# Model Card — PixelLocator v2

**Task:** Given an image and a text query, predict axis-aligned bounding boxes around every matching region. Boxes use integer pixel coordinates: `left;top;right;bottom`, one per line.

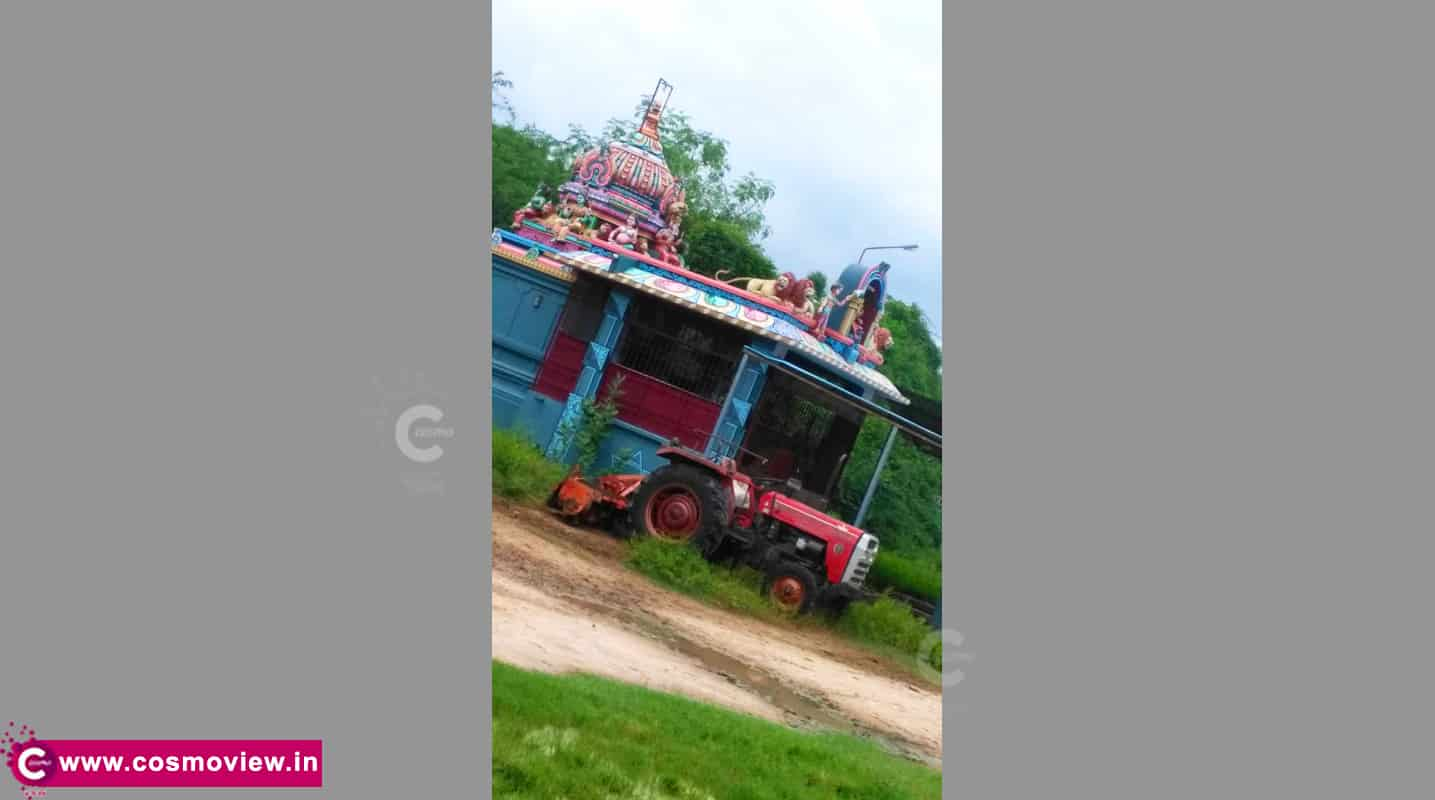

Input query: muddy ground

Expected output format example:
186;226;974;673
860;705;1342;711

491;502;942;767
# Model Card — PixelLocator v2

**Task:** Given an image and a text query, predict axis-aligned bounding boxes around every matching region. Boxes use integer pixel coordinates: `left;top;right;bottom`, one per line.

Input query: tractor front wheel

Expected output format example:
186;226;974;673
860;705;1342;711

766;562;818;615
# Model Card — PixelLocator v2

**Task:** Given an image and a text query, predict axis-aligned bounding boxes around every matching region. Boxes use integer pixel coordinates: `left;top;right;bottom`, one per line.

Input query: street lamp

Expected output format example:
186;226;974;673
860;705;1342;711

848;241;918;529
857;243;919;266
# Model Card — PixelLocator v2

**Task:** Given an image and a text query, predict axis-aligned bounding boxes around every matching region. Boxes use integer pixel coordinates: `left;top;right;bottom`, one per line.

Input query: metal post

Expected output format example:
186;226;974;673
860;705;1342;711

856;243;920;267
854;423;899;528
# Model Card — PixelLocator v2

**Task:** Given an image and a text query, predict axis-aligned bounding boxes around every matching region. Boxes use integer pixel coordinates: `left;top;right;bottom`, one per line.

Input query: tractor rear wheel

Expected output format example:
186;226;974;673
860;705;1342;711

766;561;818;615
631;464;728;557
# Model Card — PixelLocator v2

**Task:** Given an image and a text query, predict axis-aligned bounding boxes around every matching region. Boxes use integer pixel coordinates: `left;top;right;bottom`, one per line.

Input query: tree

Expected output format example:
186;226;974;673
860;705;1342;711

491;123;570;229
806;271;828;300
679;216;777;280
835;420;943;554
833;298;944;556
491;71;515;123
875;300;942;399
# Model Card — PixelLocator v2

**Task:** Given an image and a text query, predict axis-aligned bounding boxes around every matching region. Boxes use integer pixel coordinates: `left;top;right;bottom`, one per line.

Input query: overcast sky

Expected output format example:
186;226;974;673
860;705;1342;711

493;0;942;342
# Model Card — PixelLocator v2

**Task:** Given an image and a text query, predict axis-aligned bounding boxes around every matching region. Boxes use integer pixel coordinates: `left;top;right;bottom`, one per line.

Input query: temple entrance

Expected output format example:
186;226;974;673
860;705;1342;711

736;370;863;509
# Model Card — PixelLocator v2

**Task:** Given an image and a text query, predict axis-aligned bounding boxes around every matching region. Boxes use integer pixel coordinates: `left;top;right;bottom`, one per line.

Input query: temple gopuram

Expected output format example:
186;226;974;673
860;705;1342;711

493;80;939;505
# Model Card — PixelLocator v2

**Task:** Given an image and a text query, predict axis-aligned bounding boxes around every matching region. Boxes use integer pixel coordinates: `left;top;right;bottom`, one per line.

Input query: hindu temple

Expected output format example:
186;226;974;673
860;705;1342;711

492;79;939;508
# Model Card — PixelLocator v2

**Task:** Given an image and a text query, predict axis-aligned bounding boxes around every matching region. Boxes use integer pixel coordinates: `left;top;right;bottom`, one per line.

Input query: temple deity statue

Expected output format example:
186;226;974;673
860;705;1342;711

608;214;640;249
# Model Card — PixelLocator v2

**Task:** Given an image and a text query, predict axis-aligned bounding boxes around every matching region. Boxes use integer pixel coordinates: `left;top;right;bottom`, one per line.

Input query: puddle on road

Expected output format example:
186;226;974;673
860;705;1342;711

562;594;939;769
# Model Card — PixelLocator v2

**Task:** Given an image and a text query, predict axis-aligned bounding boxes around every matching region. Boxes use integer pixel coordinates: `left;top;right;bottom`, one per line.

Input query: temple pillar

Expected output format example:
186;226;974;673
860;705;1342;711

546;288;632;462
706;350;768;461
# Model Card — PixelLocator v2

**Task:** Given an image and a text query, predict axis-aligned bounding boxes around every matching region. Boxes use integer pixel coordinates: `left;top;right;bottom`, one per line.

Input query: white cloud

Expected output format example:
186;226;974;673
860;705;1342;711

493;0;942;332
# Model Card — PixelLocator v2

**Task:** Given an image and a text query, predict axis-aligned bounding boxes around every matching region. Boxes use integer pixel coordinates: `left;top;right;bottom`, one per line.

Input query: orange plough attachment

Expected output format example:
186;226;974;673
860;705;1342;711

548;465;645;529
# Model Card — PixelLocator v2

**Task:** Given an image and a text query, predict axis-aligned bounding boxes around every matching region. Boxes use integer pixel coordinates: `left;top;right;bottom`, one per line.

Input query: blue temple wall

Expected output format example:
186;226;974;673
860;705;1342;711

491;250;681;473
593;420;669;475
492;255;569;436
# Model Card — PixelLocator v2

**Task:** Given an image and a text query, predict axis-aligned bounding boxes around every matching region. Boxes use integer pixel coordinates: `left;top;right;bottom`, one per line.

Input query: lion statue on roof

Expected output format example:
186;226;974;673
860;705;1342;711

715;270;795;303
780;278;817;316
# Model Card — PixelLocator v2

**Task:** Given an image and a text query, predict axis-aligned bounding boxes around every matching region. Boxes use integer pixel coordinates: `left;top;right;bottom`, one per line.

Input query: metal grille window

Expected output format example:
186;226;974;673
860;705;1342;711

557;274;611;341
614;296;744;403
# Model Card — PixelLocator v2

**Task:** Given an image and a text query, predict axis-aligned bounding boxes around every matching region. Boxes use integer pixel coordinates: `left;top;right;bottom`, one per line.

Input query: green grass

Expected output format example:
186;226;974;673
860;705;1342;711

625;538;941;680
493;427;568;505
625;538;786;620
838;595;939;671
624;536;719;596
624;537;772;615
493;661;941;800
865;550;942;603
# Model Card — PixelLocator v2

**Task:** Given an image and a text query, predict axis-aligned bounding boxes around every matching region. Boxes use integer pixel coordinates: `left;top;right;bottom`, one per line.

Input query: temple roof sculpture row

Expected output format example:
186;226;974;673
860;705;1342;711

494;80;911;406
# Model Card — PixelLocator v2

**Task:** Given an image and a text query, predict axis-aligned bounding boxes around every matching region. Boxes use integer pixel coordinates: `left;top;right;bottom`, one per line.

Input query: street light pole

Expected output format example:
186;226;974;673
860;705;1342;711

856;243;919;266
848;241;919;529
854;423;899;529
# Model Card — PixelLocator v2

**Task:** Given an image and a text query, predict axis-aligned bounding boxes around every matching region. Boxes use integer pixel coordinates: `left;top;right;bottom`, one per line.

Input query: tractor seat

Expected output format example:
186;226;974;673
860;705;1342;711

787;486;830;511
763;449;796;480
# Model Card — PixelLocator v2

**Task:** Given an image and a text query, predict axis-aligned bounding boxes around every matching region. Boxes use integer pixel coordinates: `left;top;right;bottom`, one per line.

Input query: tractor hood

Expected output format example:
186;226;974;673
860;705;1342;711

757;492;865;548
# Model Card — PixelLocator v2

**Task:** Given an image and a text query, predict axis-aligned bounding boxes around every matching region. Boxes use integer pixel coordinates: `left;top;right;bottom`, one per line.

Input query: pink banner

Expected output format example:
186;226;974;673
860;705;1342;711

8;740;322;788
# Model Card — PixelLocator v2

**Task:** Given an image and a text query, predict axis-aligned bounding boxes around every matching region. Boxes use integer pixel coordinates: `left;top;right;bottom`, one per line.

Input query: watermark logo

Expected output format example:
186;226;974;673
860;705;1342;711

5;724;50;798
396;404;453;464
915;628;974;688
362;371;452;495
5;724;322;793
14;745;54;787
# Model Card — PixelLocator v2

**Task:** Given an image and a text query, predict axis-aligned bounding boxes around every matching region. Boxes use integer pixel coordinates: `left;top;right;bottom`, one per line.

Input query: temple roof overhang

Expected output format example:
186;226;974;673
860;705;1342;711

741;347;939;449
497;232;910;405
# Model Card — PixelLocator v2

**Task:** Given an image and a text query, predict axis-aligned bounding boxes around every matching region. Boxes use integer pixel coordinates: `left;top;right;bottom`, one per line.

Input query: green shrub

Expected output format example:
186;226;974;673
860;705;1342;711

553;375;624;475
866;550;942;602
708;566;777;617
627;541;784;619
622;529;943;677
838;594;930;656
625;537;717;597
493;427;567;505
624;538;940;682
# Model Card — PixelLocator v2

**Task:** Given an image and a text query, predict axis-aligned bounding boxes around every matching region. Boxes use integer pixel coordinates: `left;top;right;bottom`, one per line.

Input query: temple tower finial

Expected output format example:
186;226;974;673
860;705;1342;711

634;78;674;153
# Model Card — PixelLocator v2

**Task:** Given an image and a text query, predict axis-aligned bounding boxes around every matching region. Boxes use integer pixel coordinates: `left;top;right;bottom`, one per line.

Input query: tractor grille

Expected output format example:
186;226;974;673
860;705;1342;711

843;534;879;589
849;553;874;583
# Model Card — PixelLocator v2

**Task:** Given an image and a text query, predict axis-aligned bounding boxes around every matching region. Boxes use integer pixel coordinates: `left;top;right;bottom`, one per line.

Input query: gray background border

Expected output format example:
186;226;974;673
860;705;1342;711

3;2;495;796
946;2;1433;796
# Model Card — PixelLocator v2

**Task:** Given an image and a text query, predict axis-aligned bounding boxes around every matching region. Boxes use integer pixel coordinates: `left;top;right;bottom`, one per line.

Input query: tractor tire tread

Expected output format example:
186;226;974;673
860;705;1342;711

630;463;730;558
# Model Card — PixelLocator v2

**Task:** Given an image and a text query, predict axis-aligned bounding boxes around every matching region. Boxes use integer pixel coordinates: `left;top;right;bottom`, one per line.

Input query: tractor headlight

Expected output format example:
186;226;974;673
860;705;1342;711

731;480;751;509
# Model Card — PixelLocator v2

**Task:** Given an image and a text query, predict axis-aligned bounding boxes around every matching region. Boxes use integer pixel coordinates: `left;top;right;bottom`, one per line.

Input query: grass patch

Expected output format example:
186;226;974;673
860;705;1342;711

493;660;940;799
865;550;942;602
624;536;718;596
838;595;937;670
493;426;567;505
625;538;941;682
708;565;780;617
625;538;787;621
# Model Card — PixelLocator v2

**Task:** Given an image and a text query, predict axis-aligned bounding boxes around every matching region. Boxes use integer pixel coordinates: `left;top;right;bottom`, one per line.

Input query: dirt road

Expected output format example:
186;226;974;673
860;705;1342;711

491;502;943;766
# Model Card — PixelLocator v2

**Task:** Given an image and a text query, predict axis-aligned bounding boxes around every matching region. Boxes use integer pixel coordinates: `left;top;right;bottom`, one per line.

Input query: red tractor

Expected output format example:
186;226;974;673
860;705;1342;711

552;444;879;614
